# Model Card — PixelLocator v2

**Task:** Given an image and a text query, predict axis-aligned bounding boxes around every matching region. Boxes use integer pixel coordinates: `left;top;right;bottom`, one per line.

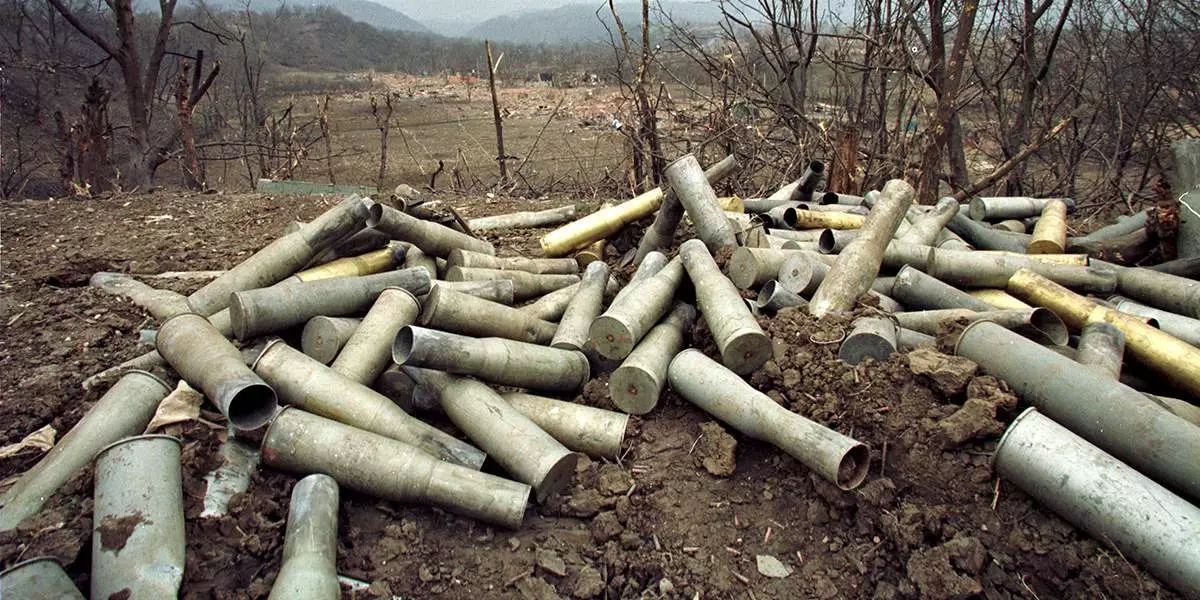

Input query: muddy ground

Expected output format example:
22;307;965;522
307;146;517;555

0;190;1176;599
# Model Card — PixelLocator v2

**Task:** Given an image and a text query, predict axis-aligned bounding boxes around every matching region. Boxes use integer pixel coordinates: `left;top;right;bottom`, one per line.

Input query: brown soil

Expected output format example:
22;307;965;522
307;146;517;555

0;191;1175;599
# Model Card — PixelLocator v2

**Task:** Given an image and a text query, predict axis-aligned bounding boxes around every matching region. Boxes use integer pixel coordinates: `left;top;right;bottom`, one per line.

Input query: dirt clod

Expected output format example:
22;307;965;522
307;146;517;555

908;348;978;397
693;421;737;476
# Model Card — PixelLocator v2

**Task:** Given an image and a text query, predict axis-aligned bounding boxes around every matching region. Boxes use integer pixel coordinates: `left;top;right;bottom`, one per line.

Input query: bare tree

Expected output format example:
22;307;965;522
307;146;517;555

371;93;394;191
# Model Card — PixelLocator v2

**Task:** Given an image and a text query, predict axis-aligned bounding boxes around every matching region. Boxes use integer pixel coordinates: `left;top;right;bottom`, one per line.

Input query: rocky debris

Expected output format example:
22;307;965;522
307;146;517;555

590;511;623;543
937;398;1005;446
693;421;737;476
756;554;793;578
907;348;978;397
516;576;560;600
967;375;1020;412
906;536;988;600
572;565;605;599
536;549;568;577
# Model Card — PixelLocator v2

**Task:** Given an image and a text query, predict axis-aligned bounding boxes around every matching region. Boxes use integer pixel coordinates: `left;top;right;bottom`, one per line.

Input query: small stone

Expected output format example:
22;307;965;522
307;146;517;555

756;554;793;579
658;578;675;594
418;565;435;582
596;464;632;496
590;511;623;543
516;577;559;600
937;399;1004;446
536;549;568;577
908;348;978;397
573;566;604;599
508;537;521;551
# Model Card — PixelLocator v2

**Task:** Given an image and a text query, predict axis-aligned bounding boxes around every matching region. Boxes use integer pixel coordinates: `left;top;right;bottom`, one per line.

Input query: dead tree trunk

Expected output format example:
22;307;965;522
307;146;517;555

371;94;394;191
485;40;508;184
916;0;979;204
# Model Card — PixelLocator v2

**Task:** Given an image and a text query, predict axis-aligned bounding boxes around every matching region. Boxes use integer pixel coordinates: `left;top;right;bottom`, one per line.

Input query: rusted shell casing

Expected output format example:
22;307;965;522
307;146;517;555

400;242;438;278
230;269;431;340
590;257;686;360
793;209;865;230
89;272;191;321
395;326;590;393
92;435;185;599
374;365;420;411
993;408;1200;598
468;205;580;232
756;280;807;314
542;190;665;257
665;154;739;254
635;155;738;263
890;265;995;312
447;249;580;275
263;408;529;528
1027;199;1069;254
252;340;485;469
189;195;370;315
268;474;340;600
368;202;495;257
810;180;915;316
955;320;1200;502
445;266;579;302
422;285;556;344
300;317;361;365
431;279;515;305
610;303;696;415
501;392;629;459
0;371;170;532
0;558;84;599
157;313;277;430
1108;295;1200;346
897;196;959;246
894;307;1069;346
551;261;610;352
680;240;772;375
292;244;405;283
727;247;805;289
412;371;579;503
1007;268;1200;398
968;196;1074;221
668;350;869;490
1076;322;1126;379
839;317;898;364
330;287;421;385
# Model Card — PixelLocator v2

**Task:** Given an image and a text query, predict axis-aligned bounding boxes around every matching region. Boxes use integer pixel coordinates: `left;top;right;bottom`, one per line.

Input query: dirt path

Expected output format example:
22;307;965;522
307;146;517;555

0;191;1172;598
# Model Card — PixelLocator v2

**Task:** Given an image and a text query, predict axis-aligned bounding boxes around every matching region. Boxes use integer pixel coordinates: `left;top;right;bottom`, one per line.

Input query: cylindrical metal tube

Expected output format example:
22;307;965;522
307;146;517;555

1104;263;1200;320
665;154;738;254
756;280;808;314
307;227;391;268
92;435;185;599
468;205;580;232
1076;322;1125;379
975;251;1089;266
894;308;1068;345
420;285;556;345
816;228;857;254
551;261;609;351
445;266;579;302
764;205;799;230
793;209;865;230
897;327;936;350
373;365;420;411
897;196;959;246
966;288;1032;310
431;280;515;305
778;252;826;297
268;474;340;600
890;266;995;312
819;192;865;206
609;303;696;415
1007;269;1200;398
447;249;579;275
501;392;629;459
292;244;405;283
188;196;371;315
413;371;578;503
89;272;191;321
993;408;1200;598
330;287;420;385
263;408;529;528
968;196;1074;221
635;155;738;263
301;316;361;365
994;219;1027;233
1027;199;1069;254
395;326;590;393
400;242;438;278
766;228;824;242
230;269;431;340
955;321;1200;501
946;213;1031;253
613;251;670;307
786;160;826;204
157;313;277;429
541;191;665;258
368;202;495;257
517;281;580;322
253;340;484;469
727;247;805;289
668;350;869;490
1109;295;1200;346
838;317;897;365
574;239;606;267
927;249;1117;293
680;239;772;375
591;257;686;360
0;558;84;599
0;371;171;532
810;179;914;316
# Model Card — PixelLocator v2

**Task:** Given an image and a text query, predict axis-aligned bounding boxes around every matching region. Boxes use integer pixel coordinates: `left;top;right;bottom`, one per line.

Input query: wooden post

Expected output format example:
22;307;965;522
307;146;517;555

485;40;507;183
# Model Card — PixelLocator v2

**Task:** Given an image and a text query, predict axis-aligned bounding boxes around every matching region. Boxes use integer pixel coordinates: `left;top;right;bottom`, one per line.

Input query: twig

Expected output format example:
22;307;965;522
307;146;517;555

991;478;1001;510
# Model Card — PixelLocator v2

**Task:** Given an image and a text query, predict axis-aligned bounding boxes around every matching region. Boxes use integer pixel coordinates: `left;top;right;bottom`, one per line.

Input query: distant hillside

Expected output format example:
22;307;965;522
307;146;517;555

464;2;725;45
192;0;429;33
